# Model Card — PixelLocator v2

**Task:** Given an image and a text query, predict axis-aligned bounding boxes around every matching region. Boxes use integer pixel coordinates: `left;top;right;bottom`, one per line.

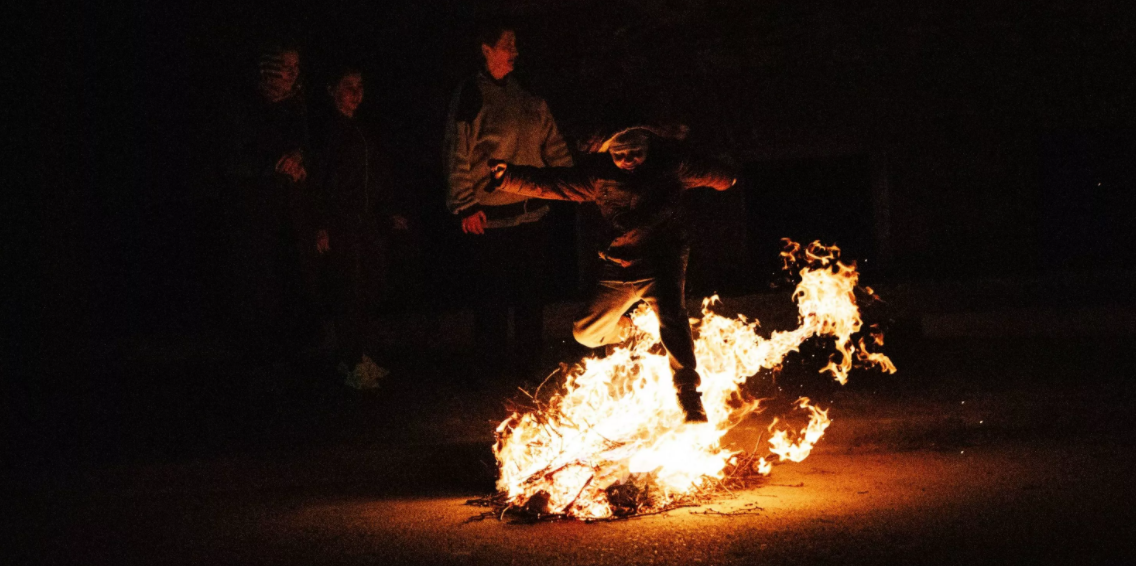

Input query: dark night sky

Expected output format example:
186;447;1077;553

18;0;1136;347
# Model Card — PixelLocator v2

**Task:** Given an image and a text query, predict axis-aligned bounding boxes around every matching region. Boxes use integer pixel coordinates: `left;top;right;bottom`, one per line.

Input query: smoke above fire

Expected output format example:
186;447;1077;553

492;241;896;520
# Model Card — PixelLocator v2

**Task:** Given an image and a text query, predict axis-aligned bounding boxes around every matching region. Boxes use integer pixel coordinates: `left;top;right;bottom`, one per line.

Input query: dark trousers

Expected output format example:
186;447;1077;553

229;220;312;361
467;220;548;378
572;249;699;392
318;229;375;364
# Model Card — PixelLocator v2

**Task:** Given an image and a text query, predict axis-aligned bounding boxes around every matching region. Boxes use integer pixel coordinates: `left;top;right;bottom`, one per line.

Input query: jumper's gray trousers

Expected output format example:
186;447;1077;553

571;248;700;395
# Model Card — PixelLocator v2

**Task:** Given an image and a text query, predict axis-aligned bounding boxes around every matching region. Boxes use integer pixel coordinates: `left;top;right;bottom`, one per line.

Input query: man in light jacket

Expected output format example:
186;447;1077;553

443;20;574;384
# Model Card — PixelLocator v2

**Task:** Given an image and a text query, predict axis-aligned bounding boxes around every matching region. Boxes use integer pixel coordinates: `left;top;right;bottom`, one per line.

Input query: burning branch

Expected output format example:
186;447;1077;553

483;241;895;521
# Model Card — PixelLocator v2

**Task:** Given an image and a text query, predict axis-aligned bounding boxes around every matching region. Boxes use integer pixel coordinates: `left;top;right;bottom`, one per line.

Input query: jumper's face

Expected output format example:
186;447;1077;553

611;145;648;171
481;30;518;80
330;73;364;118
259;50;300;102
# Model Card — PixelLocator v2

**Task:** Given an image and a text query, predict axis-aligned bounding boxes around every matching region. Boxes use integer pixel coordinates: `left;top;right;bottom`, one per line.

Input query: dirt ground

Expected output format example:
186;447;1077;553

16;414;1133;565
10;294;1136;565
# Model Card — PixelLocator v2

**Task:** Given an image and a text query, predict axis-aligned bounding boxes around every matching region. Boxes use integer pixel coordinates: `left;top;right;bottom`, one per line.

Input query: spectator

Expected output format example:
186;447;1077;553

310;64;407;383
488;124;737;422
442;20;574;383
225;43;318;362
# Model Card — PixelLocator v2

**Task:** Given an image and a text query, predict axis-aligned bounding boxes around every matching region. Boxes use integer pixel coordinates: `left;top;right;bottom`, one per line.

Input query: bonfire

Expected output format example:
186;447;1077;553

482;241;896;521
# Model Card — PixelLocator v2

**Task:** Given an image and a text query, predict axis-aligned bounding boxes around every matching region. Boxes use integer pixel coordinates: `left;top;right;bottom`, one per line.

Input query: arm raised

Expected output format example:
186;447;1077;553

491;161;597;202
677;155;737;191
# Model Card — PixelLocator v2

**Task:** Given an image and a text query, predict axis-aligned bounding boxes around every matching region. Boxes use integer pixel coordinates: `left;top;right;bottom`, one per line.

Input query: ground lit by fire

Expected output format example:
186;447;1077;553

492;242;897;520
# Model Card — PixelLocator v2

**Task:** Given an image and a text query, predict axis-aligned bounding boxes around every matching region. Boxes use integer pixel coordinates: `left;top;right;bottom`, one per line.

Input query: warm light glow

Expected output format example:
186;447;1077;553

493;241;895;519
767;398;831;463
754;457;773;476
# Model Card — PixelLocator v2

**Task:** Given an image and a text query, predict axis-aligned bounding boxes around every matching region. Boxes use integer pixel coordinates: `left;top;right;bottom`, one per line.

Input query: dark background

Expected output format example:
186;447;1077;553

10;0;1136;472
22;0;1136;338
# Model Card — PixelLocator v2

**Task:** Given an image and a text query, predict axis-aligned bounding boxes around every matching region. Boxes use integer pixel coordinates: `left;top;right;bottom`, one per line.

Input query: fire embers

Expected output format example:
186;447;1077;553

604;479;655;517
488;241;896;521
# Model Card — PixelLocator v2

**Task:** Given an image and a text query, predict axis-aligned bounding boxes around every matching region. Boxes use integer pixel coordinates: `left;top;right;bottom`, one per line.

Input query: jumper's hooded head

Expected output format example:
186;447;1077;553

592;124;689;172
606;129;650;171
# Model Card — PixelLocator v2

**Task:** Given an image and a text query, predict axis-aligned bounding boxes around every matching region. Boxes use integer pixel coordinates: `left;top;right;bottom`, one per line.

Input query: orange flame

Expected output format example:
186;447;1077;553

493;241;895;519
767;398;831;463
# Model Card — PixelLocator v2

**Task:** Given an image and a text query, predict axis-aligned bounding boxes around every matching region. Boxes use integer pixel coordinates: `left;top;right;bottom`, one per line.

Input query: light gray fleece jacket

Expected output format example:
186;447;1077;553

443;72;573;228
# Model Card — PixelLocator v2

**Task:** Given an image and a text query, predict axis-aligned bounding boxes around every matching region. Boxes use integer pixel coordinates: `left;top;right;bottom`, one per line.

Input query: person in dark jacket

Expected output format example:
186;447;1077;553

488;126;736;422
310;65;408;384
226;44;316;360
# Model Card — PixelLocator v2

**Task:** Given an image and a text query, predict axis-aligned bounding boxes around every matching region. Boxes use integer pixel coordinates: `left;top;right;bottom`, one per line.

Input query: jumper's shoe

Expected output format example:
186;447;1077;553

677;389;708;423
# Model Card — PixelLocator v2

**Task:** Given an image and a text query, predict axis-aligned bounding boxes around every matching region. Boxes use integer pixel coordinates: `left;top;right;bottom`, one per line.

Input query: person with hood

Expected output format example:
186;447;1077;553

487;125;737;422
442;20;574;383
225;43;316;361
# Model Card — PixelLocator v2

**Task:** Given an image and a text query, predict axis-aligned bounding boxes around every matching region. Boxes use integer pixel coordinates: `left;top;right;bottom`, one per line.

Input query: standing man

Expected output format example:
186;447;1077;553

443;21;574;383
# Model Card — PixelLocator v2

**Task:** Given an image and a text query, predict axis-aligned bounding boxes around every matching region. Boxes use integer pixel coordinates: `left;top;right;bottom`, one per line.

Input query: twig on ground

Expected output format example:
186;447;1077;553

692;505;765;516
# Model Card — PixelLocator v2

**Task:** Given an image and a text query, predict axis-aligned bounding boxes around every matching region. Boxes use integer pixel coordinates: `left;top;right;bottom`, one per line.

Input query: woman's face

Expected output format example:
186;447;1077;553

481;30;518;80
330;73;364;118
259;50;300;102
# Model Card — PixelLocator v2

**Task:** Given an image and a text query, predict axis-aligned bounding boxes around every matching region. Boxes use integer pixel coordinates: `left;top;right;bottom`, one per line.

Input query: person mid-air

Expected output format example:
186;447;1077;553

489;124;736;422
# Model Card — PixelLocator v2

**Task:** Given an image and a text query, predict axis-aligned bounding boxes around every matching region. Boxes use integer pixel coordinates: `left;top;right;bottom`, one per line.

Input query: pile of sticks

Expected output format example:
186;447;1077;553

465;446;774;523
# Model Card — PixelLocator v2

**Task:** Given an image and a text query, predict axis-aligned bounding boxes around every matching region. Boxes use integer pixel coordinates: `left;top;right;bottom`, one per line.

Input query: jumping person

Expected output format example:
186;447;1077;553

488;125;736;422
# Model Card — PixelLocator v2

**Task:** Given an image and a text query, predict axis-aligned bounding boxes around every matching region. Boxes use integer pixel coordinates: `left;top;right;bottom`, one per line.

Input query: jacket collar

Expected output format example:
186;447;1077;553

479;69;509;89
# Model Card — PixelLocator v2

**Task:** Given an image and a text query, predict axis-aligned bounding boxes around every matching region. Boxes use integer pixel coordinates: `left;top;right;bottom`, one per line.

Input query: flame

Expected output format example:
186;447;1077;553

493;241;895;519
767;398;831;463
755;457;773;475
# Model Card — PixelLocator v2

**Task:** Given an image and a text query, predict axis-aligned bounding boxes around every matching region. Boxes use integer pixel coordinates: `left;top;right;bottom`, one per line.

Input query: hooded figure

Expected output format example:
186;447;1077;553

488;124;736;422
225;44;316;359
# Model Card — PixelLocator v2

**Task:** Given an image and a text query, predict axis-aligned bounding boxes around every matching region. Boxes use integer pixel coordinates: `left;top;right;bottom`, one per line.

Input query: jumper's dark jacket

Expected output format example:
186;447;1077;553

495;143;736;280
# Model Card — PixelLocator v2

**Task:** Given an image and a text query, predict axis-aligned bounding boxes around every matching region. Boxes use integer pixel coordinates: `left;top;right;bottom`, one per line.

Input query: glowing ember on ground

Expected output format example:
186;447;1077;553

491;241;895;520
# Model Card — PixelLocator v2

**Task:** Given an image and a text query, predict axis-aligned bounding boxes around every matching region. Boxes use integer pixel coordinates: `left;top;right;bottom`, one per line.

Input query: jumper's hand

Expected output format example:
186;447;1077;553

316;229;330;254
598;251;632;268
712;178;738;191
485;160;508;193
489;160;507;180
461;210;487;235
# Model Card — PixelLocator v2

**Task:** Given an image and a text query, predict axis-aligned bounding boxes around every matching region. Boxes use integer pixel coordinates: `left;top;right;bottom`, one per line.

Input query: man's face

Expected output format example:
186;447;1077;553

611;145;648;171
481;30;518;80
259;50;300;102
330;73;364;118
